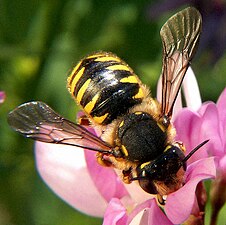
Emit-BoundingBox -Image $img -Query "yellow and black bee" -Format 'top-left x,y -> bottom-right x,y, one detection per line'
8,7 -> 207,204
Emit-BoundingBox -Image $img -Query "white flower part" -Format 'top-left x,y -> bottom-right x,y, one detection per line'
156,74 -> 162,104
129,209 -> 147,225
182,67 -> 202,111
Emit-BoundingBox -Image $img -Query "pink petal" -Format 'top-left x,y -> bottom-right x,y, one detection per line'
85,151 -> 129,202
165,157 -> 216,224
217,88 -> 226,135
104,198 -> 173,225
174,109 -> 208,163
103,198 -> 128,225
85,150 -> 152,205
198,101 -> 214,116
174,109 -> 200,150
35,141 -> 107,217
217,88 -> 226,121
200,103 -> 224,156
219,155 -> 226,176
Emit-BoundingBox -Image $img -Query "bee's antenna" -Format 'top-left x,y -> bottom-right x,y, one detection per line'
182,139 -> 209,162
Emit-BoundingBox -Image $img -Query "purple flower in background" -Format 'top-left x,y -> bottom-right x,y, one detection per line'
0,91 -> 6,104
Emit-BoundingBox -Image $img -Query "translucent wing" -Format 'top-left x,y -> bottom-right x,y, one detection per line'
7,101 -> 112,153
160,7 -> 202,118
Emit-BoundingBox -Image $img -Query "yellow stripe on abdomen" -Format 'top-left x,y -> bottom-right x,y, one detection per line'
68,67 -> 85,95
84,93 -> 100,114
133,87 -> 144,99
77,78 -> 91,103
68,61 -> 82,84
120,76 -> 139,83
95,56 -> 122,62
93,113 -> 109,124
86,53 -> 107,59
106,64 -> 131,71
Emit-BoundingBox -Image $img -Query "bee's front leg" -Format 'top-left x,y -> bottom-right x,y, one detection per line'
96,152 -> 114,167
122,168 -> 133,184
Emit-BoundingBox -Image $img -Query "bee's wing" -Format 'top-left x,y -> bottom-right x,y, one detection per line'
8,101 -> 112,153
160,7 -> 202,118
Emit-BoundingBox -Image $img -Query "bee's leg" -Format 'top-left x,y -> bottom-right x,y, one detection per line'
122,168 -> 133,184
96,152 -> 113,167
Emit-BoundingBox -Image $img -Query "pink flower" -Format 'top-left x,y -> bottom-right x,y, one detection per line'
174,87 -> 226,224
34,68 -> 216,224
103,198 -> 173,225
174,87 -> 226,167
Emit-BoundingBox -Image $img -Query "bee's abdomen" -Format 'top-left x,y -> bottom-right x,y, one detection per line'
67,52 -> 145,124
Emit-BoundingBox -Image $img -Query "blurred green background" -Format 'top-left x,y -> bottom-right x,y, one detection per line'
0,0 -> 226,225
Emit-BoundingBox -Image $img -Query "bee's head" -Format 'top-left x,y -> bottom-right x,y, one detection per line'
132,140 -> 209,198
134,144 -> 186,194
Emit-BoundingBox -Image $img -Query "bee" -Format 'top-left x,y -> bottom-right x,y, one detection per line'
8,7 -> 207,205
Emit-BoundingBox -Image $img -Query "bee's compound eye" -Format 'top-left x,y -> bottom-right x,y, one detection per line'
136,173 -> 158,194
163,145 -> 186,171
135,163 -> 158,194
164,145 -> 185,161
